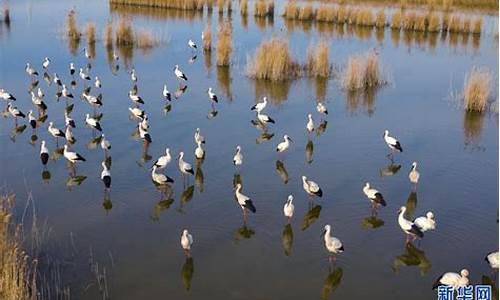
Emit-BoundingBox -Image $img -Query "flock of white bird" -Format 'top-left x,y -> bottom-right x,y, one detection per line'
0,37 -> 497,292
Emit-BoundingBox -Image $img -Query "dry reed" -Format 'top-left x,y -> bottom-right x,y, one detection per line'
472,18 -> 482,34
240,0 -> 248,16
247,38 -> 299,81
217,0 -> 224,14
203,25 -> 212,52
86,23 -> 96,44
448,14 -> 462,33
254,0 -> 274,17
109,0 -> 205,10
283,1 -> 299,19
216,22 -> 232,66
463,67 -> 492,112
316,6 -> 336,22
66,10 -> 81,42
375,10 -> 386,27
115,18 -> 134,46
136,30 -> 158,49
391,10 -> 403,29
306,42 -> 331,77
427,12 -> 441,32
342,51 -> 385,90
298,5 -> 315,21
104,22 -> 113,49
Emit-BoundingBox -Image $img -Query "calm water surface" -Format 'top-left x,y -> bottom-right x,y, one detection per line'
0,0 -> 498,299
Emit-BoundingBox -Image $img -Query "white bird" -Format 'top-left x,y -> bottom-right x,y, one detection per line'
276,135 -> 292,153
69,62 -> 75,76
432,269 -> 469,290
65,126 -> 76,144
306,114 -> 314,132
235,183 -> 256,214
257,112 -> 275,125
30,92 -> 47,111
174,65 -> 188,81
129,91 -> 144,105
139,115 -> 149,131
188,39 -> 197,50
40,140 -> 49,165
0,89 -> 16,101
414,211 -> 436,233
95,76 -> 101,88
79,68 -> 91,81
28,110 -> 37,129
151,165 -> 174,185
65,112 -> 75,128
25,63 -> 38,76
233,145 -> 243,166
100,134 -> 111,152
384,130 -> 403,153
163,84 -> 171,101
112,51 -> 119,61
42,57 -> 50,69
207,87 -> 218,103
128,107 -> 145,120
363,182 -> 386,207
63,145 -> 86,163
302,175 -> 323,197
178,152 -> 194,176
53,73 -> 62,86
62,85 -> 74,99
485,251 -> 499,269
195,141 -> 205,159
138,124 -> 152,143
283,195 -> 294,220
251,97 -> 267,113
323,224 -> 344,261
85,114 -> 102,131
181,229 -> 193,254
316,102 -> 328,115
398,206 -> 424,242
37,87 -> 44,99
7,103 -> 26,119
84,47 -> 92,59
409,161 -> 420,184
83,93 -> 102,107
153,148 -> 171,169
48,122 -> 65,139
130,69 -> 138,82
101,161 -> 111,189
194,128 -> 205,144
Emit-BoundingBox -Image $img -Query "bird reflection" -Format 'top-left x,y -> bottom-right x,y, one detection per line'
175,85 -> 188,99
87,135 -> 102,150
392,241 -> 431,275
37,113 -> 48,124
41,170 -> 51,184
151,197 -> 174,222
316,120 -> 328,137
103,190 -> 112,214
275,160 -> 289,184
188,54 -> 197,64
29,134 -> 38,145
10,124 -> 27,142
163,103 -> 172,116
43,72 -> 51,85
28,80 -> 39,93
234,223 -> 255,242
282,223 -> 293,256
256,132 -> 274,144
137,142 -> 152,166
361,213 -> 385,229
321,267 -> 343,300
178,185 -> 194,213
195,165 -> 204,193
379,162 -> 402,177
181,257 -> 194,291
51,147 -> 64,161
207,109 -> 218,120
233,173 -> 242,189
405,191 -> 418,220
301,204 -> 322,231
306,140 -> 314,163
66,175 -> 87,191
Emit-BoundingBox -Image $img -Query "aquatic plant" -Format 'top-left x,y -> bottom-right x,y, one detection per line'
247,38 -> 300,81
86,23 -> 96,44
136,30 -> 158,49
216,22 -> 232,66
240,0 -> 248,16
103,22 -> 114,49
316,5 -> 336,22
66,10 -> 81,42
342,51 -> 385,90
203,25 -> 212,52
306,42 -> 331,77
115,18 -> 134,46
109,0 -> 205,10
391,10 -> 403,29
254,0 -> 274,18
463,67 -> 492,112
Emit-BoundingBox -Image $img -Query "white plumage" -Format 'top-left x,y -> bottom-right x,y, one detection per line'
409,161 -> 420,184
306,114 -> 314,132
276,135 -> 292,153
257,112 -> 275,125
233,145 -> 243,166
194,128 -> 205,144
129,107 -> 145,120
362,182 -> 386,206
129,91 -> 144,105
100,134 -> 111,151
485,251 -> 499,269
181,229 -> 193,251
235,183 -> 256,213
163,84 -> 171,101
251,97 -> 267,113
63,145 -> 86,163
48,122 -> 65,139
323,224 -> 344,255
398,206 -> 424,240
283,195 -> 294,219
95,76 -> 102,88
384,130 -> 403,152
153,148 -> 171,169
433,269 -> 469,290
174,65 -> 188,81
151,165 -> 173,185
178,152 -> 194,175
85,114 -> 102,131
42,57 -> 50,69
0,89 -> 16,101
316,102 -> 328,115
302,176 -> 323,197
195,141 -> 205,159
188,39 -> 197,50
414,211 -> 436,232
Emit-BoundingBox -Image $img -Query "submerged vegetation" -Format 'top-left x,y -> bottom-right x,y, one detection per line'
463,67 -> 492,112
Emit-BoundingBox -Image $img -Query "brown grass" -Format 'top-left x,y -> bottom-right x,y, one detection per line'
115,18 -> 134,46
463,67 -> 492,112
216,22 -> 232,66
316,6 -> 336,22
448,14 -> 462,33
109,0 -> 205,10
375,10 -> 386,27
462,18 -> 471,33
298,5 -> 315,21
247,38 -> 300,81
472,18 -> 482,34
203,25 -> 212,52
391,10 -> 403,29
254,0 -> 274,17
427,12 -> 441,32
104,22 -> 113,49
66,10 -> 81,42
342,51 -> 385,90
402,11 -> 417,30
240,0 -> 248,15
86,23 -> 96,44
217,0 -> 224,14
306,42 -> 331,77
441,13 -> 450,31
136,30 -> 158,49
283,1 -> 299,19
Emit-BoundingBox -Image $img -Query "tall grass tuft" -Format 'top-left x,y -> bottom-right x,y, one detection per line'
298,5 -> 315,21
216,22 -> 232,66
342,51 -> 385,91
115,18 -> 134,46
316,5 -> 335,22
306,42 -> 331,77
136,30 -> 158,50
391,10 -> 403,29
427,12 -> 441,32
448,14 -> 462,33
472,18 -> 482,34
203,25 -> 212,52
247,38 -> 299,81
86,23 -> 96,44
109,0 -> 205,10
375,10 -> 386,27
463,67 -> 492,112
104,22 -> 114,49
217,0 -> 224,14
240,0 -> 248,16
254,0 -> 274,18
283,1 -> 299,19
66,10 -> 81,42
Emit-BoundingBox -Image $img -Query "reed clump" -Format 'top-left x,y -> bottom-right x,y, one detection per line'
306,42 -> 331,77
216,22 -> 232,66
104,22 -> 114,49
375,10 -> 386,27
298,5 -> 315,21
247,38 -> 300,81
217,0 -> 224,14
202,26 -> 212,52
115,18 -> 134,46
342,51 -> 385,91
472,18 -> 482,34
136,30 -> 158,49
109,0 -> 205,10
254,0 -> 274,18
391,10 -> 403,29
427,12 -> 441,32
283,1 -> 299,19
463,67 -> 492,112
66,10 -> 81,42
448,14 -> 462,33
86,23 -> 96,44
316,6 -> 336,22
240,0 -> 248,16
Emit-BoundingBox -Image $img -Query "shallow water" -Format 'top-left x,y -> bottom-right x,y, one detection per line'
0,0 -> 498,299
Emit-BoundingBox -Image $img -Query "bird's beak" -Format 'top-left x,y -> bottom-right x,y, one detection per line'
321,229 -> 326,238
